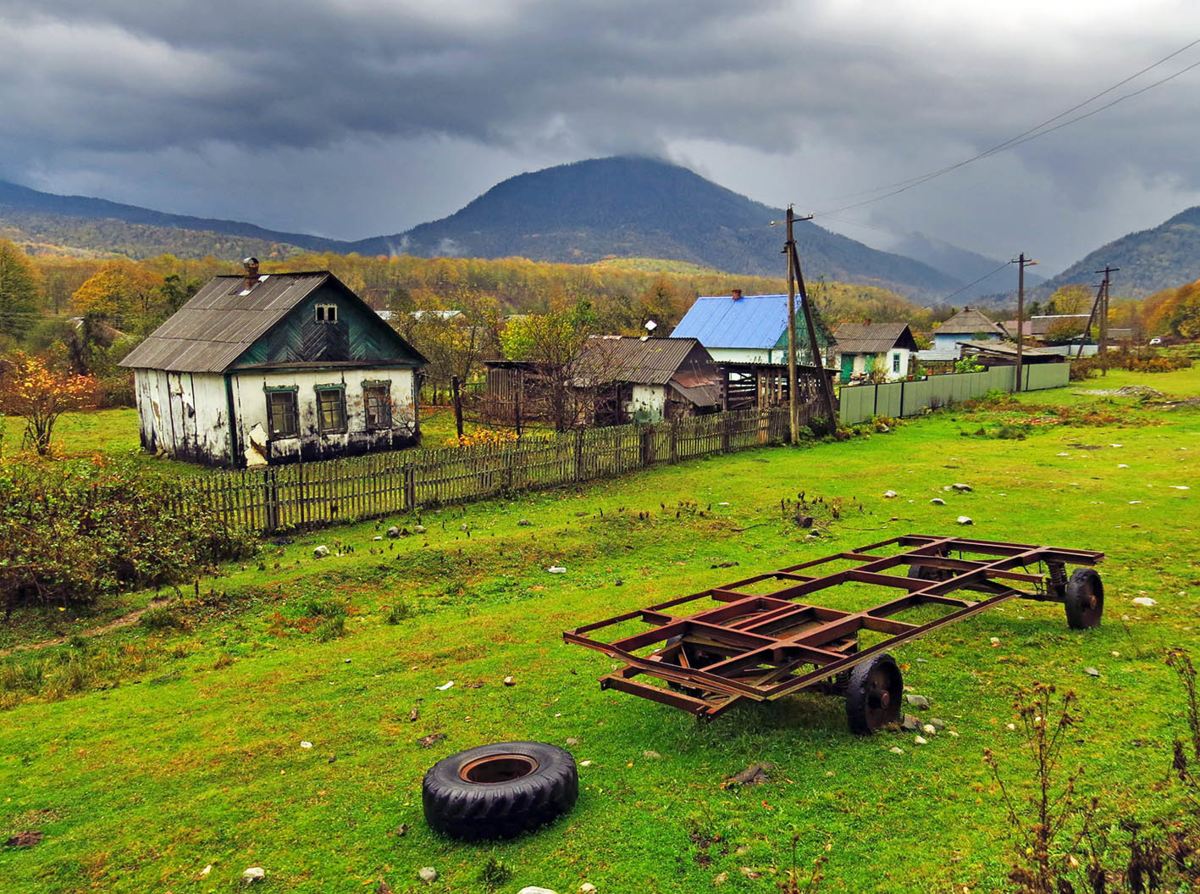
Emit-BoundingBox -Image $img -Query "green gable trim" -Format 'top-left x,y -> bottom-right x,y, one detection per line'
263,383 -> 299,393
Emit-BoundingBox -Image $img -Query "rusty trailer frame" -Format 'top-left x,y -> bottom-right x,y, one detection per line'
563,534 -> 1105,730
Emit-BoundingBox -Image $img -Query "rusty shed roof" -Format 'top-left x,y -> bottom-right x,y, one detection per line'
572,336 -> 713,386
120,271 -> 418,374
832,322 -> 918,354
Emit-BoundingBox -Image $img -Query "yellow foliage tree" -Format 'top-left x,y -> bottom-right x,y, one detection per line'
0,352 -> 97,456
71,262 -> 163,328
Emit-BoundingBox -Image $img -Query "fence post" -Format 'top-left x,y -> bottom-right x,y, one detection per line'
574,429 -> 584,482
721,412 -> 731,452
640,424 -> 654,467
403,465 -> 415,511
669,419 -> 679,463
264,467 -> 279,532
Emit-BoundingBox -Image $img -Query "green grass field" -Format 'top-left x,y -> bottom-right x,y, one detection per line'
2,370 -> 1199,893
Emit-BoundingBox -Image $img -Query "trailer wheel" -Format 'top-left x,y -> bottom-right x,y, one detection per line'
845,654 -> 903,735
422,741 -> 578,840
1064,568 -> 1104,629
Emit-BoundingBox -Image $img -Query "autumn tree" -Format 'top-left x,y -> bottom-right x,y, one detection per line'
500,299 -> 599,430
401,290 -> 502,402
0,353 -> 97,456
1146,280 -> 1200,339
0,239 -> 40,341
71,261 -> 164,331
1045,284 -> 1092,316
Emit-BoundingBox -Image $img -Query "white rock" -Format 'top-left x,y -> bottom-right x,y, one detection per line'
948,730 -> 960,738
503,676 -> 516,686
580,885 -> 597,893
1129,501 -> 1142,504
548,566 -> 567,574
930,498 -> 946,505
1118,464 -> 1129,469
957,516 -> 973,525
643,750 -> 661,759
580,760 -> 593,767
419,867 -> 438,883
1110,443 -> 1123,448
1171,485 -> 1191,490
313,545 -> 330,558
242,867 -> 265,885
373,535 -> 383,541
883,490 -> 898,498
889,746 -> 905,755
1132,597 -> 1157,607
414,525 -> 427,534
1085,667 -> 1100,677
1006,723 -> 1016,731
952,483 -> 972,491
436,680 -> 455,690
922,724 -> 937,736
518,887 -> 558,894
200,865 -> 212,877
914,735 -> 928,745
1057,452 -> 1071,457
300,741 -> 313,749
718,502 -> 731,506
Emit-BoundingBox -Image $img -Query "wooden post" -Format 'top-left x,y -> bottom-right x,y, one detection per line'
514,369 -> 523,439
452,376 -> 464,439
1016,253 -> 1025,392
785,206 -> 800,444
788,238 -> 837,428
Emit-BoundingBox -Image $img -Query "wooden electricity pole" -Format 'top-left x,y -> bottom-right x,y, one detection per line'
1013,253 -> 1037,392
785,207 -> 800,443
786,210 -> 838,431
1095,265 -> 1118,358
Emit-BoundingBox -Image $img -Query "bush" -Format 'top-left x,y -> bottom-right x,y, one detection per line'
386,601 -> 415,624
0,456 -> 259,616
314,615 -> 346,642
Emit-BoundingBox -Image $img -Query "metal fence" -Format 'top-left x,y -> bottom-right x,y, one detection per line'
837,364 -> 1070,425
179,407 -> 792,532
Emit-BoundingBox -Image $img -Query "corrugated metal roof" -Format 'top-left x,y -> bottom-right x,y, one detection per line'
833,322 -> 916,354
573,336 -> 712,385
671,294 -> 797,349
937,306 -> 1005,335
121,272 -> 332,372
669,381 -> 721,407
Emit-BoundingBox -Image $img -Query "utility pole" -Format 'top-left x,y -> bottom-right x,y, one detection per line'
788,225 -> 838,430
1095,265 -> 1118,360
1013,253 -> 1037,392
1076,278 -> 1106,361
784,206 -> 800,444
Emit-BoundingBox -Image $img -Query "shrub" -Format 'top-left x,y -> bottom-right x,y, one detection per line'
0,456 -> 259,616
314,615 -> 346,642
386,602 -> 415,624
140,607 -> 183,631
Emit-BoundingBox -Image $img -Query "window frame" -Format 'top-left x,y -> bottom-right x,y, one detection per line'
362,380 -> 392,431
314,384 -> 348,434
315,303 -> 339,324
264,385 -> 299,439
892,352 -> 901,374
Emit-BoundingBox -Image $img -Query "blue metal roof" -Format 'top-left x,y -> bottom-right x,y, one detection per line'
671,294 -> 796,349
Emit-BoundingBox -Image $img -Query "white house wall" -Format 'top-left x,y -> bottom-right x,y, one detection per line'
228,367 -> 418,466
133,368 -> 231,463
706,347 -> 777,364
626,384 -> 667,422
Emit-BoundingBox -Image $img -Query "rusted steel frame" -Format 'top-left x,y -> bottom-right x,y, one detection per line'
694,547 -> 1046,694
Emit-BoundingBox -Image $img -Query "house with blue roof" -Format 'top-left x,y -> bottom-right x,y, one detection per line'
670,290 -> 834,366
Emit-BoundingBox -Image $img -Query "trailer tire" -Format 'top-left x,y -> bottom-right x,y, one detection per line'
845,653 -> 903,735
422,741 -> 578,840
1064,568 -> 1104,630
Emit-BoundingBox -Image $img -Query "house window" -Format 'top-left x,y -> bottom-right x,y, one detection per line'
363,383 -> 392,430
266,389 -> 299,438
892,352 -> 901,374
315,304 -> 338,324
315,385 -> 347,433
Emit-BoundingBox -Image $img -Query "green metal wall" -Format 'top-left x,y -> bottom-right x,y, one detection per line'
838,364 -> 1068,425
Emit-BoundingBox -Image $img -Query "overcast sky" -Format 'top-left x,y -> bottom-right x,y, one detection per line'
2,0 -> 1199,274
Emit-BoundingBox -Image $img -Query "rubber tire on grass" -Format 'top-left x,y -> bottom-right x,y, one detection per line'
422,741 -> 578,840
1064,568 -> 1104,630
845,653 -> 903,736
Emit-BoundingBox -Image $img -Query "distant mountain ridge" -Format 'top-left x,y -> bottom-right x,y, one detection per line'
893,232 -> 1044,301
1037,206 -> 1200,298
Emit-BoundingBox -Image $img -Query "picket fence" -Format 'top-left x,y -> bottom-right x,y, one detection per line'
181,407 -> 792,532
837,363 -> 1070,425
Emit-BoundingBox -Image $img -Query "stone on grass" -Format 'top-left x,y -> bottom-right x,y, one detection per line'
914,735 -> 928,745
929,718 -> 946,730
566,737 -> 582,746
313,545 -> 330,558
957,516 -> 973,525
503,675 -> 516,686
386,526 -> 400,538
1132,597 -> 1157,607
517,519 -> 533,527
643,750 -> 661,759
242,867 -> 265,885
414,525 -> 427,534
581,885 -> 597,893
922,724 -> 937,736
930,498 -> 946,505
952,483 -> 972,492
889,746 -> 905,755
901,714 -> 921,731
883,490 -> 898,499
419,867 -> 438,883
906,694 -> 930,709
1085,667 -> 1101,677
518,887 -> 558,894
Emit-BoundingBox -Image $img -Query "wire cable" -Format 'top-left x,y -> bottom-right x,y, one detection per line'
932,260 -> 1014,305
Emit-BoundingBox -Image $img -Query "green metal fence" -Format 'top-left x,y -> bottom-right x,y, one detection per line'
838,364 -> 1069,425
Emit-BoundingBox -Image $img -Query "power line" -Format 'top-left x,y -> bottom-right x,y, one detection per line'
933,260 -> 1013,305
811,36 -> 1200,217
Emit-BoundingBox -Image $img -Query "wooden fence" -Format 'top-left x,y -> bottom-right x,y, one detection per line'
179,407 -> 792,532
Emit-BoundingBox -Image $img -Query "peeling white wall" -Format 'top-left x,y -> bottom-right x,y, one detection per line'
626,384 -> 666,422
133,369 -> 229,462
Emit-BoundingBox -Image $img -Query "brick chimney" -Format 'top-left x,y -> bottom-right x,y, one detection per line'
731,288 -> 743,300
243,257 -> 260,289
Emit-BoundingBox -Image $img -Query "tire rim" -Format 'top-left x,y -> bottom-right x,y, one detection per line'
459,754 -> 539,784
863,665 -> 901,729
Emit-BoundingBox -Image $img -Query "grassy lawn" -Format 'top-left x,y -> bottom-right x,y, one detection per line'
1,369 -> 1199,893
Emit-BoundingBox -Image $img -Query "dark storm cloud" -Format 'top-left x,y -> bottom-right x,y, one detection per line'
1,0 -> 1199,267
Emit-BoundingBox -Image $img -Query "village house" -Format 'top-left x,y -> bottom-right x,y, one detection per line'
120,262 -> 427,467
485,335 -> 721,426
670,290 -> 835,366
918,306 -> 1007,362
831,321 -> 919,381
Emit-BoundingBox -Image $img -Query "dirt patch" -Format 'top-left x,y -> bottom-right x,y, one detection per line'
4,830 -> 43,848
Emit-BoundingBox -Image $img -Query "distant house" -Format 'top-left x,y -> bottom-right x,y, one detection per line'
958,341 -> 1066,366
832,322 -> 919,381
485,336 -> 721,427
919,306 -> 1006,362
120,262 -> 427,467
670,290 -> 835,366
